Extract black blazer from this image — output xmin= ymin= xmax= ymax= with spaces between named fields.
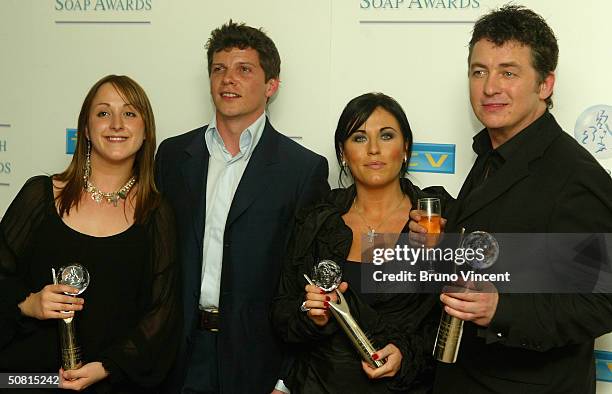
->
xmin=155 ymin=119 xmax=329 ymax=393
xmin=434 ymin=112 xmax=612 ymax=394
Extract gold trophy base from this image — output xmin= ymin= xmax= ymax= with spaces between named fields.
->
xmin=433 ymin=312 xmax=464 ymax=363
xmin=61 ymin=347 xmax=83 ymax=370
xmin=60 ymin=317 xmax=83 ymax=370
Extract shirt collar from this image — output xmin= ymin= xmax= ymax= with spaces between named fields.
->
xmin=472 ymin=110 xmax=550 ymax=160
xmin=204 ymin=112 xmax=267 ymax=162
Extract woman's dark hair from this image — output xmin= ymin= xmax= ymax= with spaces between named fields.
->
xmin=334 ymin=92 xmax=413 ymax=186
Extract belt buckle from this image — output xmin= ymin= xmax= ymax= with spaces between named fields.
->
xmin=208 ymin=308 xmax=219 ymax=332
xmin=200 ymin=308 xmax=220 ymax=332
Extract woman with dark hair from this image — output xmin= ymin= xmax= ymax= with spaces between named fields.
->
xmin=0 ymin=75 xmax=180 ymax=393
xmin=272 ymin=93 xmax=444 ymax=393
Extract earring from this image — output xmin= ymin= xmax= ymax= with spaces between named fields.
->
xmin=83 ymin=139 xmax=92 ymax=185
xmin=342 ymin=159 xmax=347 ymax=167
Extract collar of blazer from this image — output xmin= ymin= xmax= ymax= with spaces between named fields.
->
xmin=180 ymin=119 xmax=281 ymax=245
xmin=453 ymin=111 xmax=562 ymax=225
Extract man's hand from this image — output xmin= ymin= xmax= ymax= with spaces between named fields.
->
xmin=408 ymin=209 xmax=446 ymax=246
xmin=440 ymin=283 xmax=498 ymax=327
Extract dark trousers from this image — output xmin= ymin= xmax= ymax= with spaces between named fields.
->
xmin=181 ymin=328 xmax=219 ymax=394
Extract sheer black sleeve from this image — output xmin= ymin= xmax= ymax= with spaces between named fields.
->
xmin=98 ymin=198 xmax=182 ymax=388
xmin=271 ymin=213 xmax=343 ymax=343
xmin=272 ymin=201 xmax=356 ymax=344
xmin=0 ymin=176 xmax=52 ymax=348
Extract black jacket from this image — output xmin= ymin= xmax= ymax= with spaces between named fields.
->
xmin=435 ymin=112 xmax=612 ymax=394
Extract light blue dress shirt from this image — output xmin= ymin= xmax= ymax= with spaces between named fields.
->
xmin=199 ymin=112 xmax=266 ymax=310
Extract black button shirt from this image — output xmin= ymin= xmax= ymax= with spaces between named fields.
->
xmin=456 ymin=112 xmax=550 ymax=221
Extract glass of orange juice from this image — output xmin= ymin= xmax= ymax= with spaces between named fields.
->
xmin=417 ymin=198 xmax=441 ymax=246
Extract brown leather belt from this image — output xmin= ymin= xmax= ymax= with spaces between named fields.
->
xmin=198 ymin=309 xmax=219 ymax=332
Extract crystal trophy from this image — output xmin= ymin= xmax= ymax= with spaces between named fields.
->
xmin=304 ymin=259 xmax=385 ymax=368
xmin=55 ymin=264 xmax=90 ymax=370
xmin=433 ymin=231 xmax=499 ymax=363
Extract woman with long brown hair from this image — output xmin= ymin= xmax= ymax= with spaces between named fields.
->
xmin=0 ymin=75 xmax=180 ymax=393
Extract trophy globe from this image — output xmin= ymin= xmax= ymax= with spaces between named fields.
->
xmin=312 ymin=259 xmax=342 ymax=292
xmin=57 ymin=263 xmax=90 ymax=295
xmin=463 ymin=231 xmax=499 ymax=270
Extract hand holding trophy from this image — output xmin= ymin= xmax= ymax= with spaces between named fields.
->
xmin=304 ymin=260 xmax=385 ymax=369
xmin=54 ymin=264 xmax=90 ymax=370
xmin=434 ymin=231 xmax=499 ymax=363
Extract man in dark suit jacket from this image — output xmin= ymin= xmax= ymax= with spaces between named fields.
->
xmin=412 ymin=5 xmax=612 ymax=393
xmin=155 ymin=21 xmax=329 ymax=393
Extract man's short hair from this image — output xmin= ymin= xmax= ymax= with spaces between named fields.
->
xmin=206 ymin=20 xmax=281 ymax=82
xmin=469 ymin=5 xmax=558 ymax=108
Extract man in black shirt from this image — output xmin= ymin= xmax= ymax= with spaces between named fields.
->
xmin=412 ymin=5 xmax=612 ymax=393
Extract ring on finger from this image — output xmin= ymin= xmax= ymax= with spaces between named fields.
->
xmin=299 ymin=301 xmax=310 ymax=313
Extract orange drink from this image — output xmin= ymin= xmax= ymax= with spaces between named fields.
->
xmin=418 ymin=213 xmax=441 ymax=234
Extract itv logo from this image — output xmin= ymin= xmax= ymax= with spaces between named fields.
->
xmin=66 ymin=128 xmax=77 ymax=154
xmin=595 ymin=350 xmax=612 ymax=382
xmin=409 ymin=143 xmax=455 ymax=174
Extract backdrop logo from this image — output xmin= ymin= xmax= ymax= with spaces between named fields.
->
xmin=66 ymin=128 xmax=77 ymax=154
xmin=595 ymin=350 xmax=612 ymax=382
xmin=360 ymin=0 xmax=480 ymax=9
xmin=55 ymin=0 xmax=152 ymax=11
xmin=0 ymin=125 xmax=10 ymax=181
xmin=0 ymin=138 xmax=9 ymax=176
xmin=574 ymin=105 xmax=612 ymax=160
xmin=409 ymin=143 xmax=455 ymax=174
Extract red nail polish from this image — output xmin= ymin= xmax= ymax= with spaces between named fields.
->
xmin=323 ymin=301 xmax=329 ymax=308
xmin=320 ymin=289 xmax=326 ymax=294
xmin=325 ymin=296 xmax=330 ymax=301
xmin=372 ymin=353 xmax=379 ymax=360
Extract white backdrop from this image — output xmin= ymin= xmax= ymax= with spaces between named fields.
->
xmin=1 ymin=0 xmax=611 ymax=389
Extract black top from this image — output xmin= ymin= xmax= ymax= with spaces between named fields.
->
xmin=0 ymin=176 xmax=181 ymax=393
xmin=272 ymin=179 xmax=451 ymax=394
